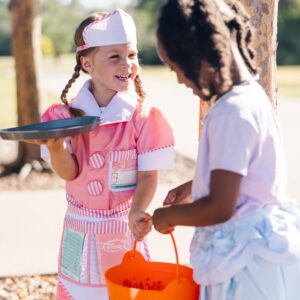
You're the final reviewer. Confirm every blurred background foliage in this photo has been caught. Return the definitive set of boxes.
[278,0,300,65]
[0,0,299,65]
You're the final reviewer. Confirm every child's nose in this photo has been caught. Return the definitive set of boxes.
[121,58,131,69]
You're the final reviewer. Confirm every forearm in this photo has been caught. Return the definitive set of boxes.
[164,196,229,227]
[48,146,78,181]
[153,170,241,232]
[128,170,158,240]
[130,170,158,213]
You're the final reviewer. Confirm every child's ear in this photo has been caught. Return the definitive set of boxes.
[80,56,92,73]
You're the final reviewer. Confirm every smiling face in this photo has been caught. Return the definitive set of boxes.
[80,43,139,101]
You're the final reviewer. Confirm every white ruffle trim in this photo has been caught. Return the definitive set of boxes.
[190,202,300,285]
[138,145,174,171]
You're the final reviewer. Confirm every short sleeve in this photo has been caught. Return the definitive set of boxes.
[40,104,73,162]
[207,114,257,176]
[41,103,72,122]
[135,107,175,171]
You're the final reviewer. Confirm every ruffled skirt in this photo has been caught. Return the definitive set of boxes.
[190,203,300,299]
[200,257,300,300]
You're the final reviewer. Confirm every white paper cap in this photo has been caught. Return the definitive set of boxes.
[76,9,137,52]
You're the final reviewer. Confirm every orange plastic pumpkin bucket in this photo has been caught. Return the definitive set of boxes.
[105,231,200,300]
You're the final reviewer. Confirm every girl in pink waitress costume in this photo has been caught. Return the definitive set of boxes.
[39,9,174,300]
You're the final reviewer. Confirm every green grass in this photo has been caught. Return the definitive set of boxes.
[1,55,300,128]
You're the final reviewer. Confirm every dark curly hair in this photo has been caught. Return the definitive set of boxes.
[157,0,257,100]
[61,12,146,117]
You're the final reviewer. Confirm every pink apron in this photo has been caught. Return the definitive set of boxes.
[57,195,150,300]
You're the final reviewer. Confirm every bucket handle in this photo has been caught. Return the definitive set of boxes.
[132,216,180,279]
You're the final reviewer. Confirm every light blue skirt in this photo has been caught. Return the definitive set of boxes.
[190,203,300,299]
[200,257,300,300]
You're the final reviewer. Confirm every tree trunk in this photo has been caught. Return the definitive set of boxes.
[8,0,44,172]
[241,0,278,108]
[199,0,278,137]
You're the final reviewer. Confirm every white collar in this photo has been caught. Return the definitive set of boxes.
[71,80,138,125]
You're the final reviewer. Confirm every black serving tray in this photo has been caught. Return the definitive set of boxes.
[0,116,101,141]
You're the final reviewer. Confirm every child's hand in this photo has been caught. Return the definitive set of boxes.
[128,211,152,241]
[152,207,174,234]
[163,180,192,205]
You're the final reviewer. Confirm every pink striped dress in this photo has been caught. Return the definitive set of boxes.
[41,80,174,300]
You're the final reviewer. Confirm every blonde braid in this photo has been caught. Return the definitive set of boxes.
[134,75,148,117]
[134,74,146,100]
[60,61,85,117]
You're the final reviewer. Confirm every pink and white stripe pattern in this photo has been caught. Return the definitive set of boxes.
[64,217,129,235]
[110,149,136,162]
[89,153,105,169]
[87,181,103,196]
[66,194,131,218]
[65,194,131,234]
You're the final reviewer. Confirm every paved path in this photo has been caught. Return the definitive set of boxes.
[0,190,66,276]
[0,72,299,277]
[277,98,300,200]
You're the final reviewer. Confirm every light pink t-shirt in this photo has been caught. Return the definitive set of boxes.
[192,80,288,218]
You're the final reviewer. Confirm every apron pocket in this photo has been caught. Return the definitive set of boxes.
[60,228,86,282]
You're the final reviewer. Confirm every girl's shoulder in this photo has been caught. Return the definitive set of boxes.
[210,83,269,120]
[41,103,72,122]
[132,104,171,130]
[132,104,174,158]
[133,104,174,146]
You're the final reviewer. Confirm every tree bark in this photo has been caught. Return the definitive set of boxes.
[241,0,278,108]
[8,0,43,171]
